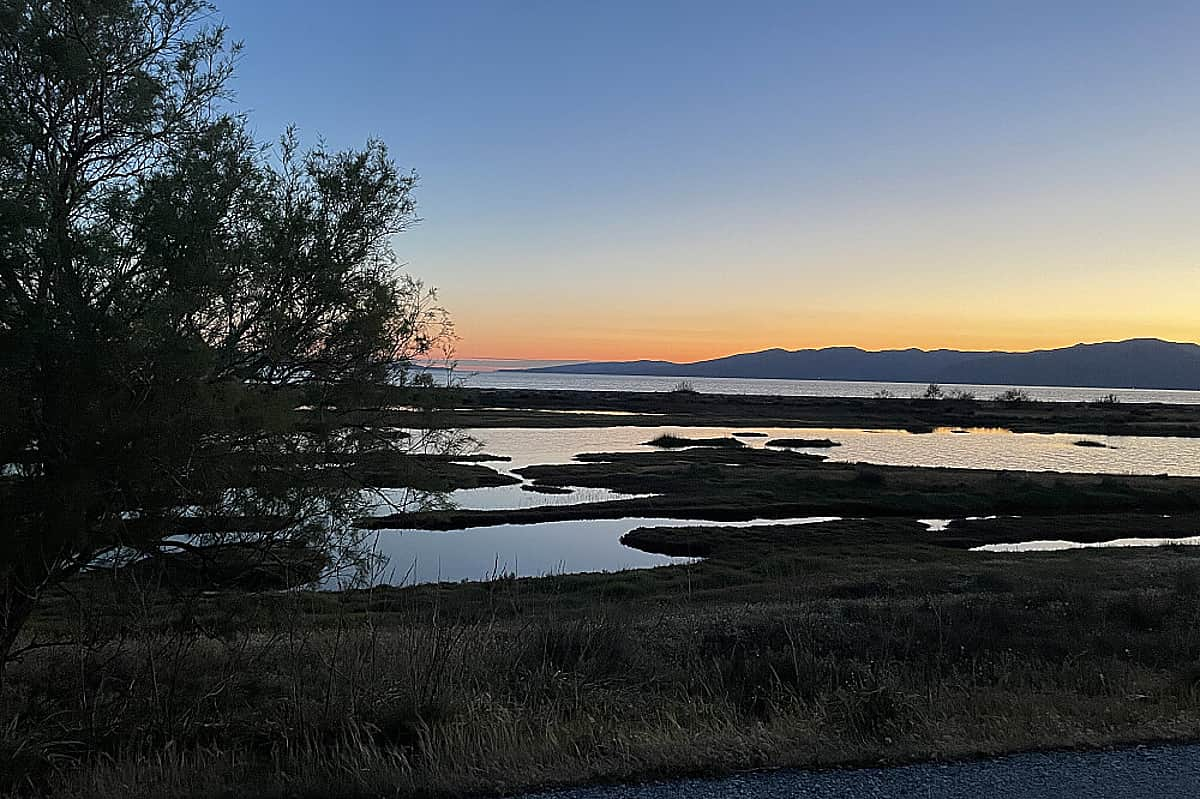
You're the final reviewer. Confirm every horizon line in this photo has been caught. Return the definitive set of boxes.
[456,336,1198,365]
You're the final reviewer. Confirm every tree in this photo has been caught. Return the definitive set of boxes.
[0,0,451,673]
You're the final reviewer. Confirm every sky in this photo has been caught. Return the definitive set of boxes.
[220,1,1200,363]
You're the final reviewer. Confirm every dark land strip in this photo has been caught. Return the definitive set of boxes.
[362,444,1200,531]
[366,387,1200,437]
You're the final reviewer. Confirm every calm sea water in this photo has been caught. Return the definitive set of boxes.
[449,370,1200,404]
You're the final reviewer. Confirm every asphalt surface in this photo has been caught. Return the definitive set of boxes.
[522,745,1200,798]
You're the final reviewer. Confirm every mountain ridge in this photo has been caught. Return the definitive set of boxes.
[509,338,1200,390]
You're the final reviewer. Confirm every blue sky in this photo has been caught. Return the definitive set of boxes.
[219,1,1200,360]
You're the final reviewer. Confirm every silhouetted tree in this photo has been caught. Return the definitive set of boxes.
[0,0,451,674]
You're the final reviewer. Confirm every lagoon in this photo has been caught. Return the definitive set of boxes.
[356,422,1200,586]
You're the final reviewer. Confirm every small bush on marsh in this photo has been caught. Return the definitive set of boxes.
[992,388,1033,402]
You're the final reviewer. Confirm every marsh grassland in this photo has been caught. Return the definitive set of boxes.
[8,391,1200,798]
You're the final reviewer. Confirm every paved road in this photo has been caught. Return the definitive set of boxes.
[523,745,1200,798]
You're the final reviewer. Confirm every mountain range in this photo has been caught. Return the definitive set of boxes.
[513,338,1200,390]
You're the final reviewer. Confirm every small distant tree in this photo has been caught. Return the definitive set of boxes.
[0,1,452,673]
[920,383,944,400]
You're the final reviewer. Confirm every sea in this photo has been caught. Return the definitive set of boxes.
[427,360,1200,405]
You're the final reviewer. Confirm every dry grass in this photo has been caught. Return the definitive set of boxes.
[7,541,1200,797]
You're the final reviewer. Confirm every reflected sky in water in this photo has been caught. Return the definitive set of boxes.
[458,371,1200,405]
[470,425,1200,476]
[341,516,837,587]
[975,536,1200,553]
[349,424,1200,587]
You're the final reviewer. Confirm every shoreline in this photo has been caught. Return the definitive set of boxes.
[385,387,1200,438]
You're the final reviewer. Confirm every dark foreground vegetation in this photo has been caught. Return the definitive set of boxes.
[9,518,1200,797]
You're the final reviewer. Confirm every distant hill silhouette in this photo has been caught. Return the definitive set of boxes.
[513,339,1200,390]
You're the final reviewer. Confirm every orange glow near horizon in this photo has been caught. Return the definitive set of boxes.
[454,317,1200,363]
[434,218,1200,365]
[221,1,1200,371]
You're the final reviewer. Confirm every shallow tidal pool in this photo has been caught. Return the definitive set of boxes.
[332,516,839,588]
[351,423,1200,587]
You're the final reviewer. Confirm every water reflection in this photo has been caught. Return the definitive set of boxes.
[920,516,1001,532]
[445,483,652,511]
[347,424,1200,587]
[350,516,838,587]
[468,426,1200,476]
[975,536,1200,553]
[458,371,1200,404]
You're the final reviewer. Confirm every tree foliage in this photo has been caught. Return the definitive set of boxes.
[0,0,452,667]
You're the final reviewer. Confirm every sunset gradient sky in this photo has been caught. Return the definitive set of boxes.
[222,1,1200,362]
